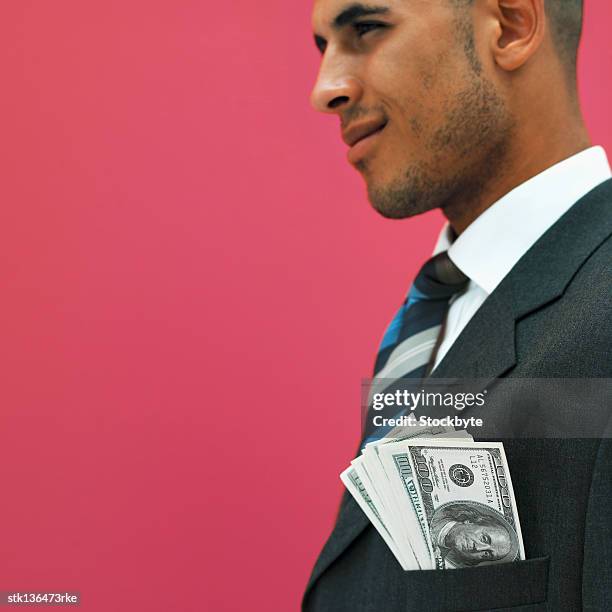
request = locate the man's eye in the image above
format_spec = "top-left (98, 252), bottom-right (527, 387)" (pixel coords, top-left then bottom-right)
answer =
top-left (353, 22), bottom-right (385, 37)
top-left (481, 533), bottom-right (491, 545)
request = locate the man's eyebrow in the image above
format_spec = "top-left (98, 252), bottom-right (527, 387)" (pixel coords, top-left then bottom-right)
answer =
top-left (312, 4), bottom-right (390, 54)
top-left (332, 4), bottom-right (390, 29)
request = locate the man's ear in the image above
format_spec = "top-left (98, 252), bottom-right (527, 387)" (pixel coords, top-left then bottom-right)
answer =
top-left (491, 0), bottom-right (546, 72)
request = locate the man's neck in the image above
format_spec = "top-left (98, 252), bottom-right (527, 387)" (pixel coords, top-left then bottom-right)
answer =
top-left (443, 125), bottom-right (592, 235)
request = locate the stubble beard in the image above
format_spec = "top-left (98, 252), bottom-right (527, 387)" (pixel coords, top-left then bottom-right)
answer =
top-left (364, 71), bottom-right (515, 221)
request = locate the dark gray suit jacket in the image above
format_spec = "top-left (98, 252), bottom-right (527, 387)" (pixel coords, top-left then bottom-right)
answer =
top-left (303, 179), bottom-right (612, 612)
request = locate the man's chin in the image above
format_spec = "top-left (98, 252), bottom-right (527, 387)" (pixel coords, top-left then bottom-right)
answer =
top-left (365, 179), bottom-right (437, 220)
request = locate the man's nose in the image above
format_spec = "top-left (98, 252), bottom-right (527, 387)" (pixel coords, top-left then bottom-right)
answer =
top-left (310, 55), bottom-right (363, 114)
top-left (473, 541), bottom-right (491, 552)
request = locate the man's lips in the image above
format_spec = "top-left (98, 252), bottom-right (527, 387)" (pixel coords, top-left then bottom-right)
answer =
top-left (342, 118), bottom-right (388, 148)
top-left (343, 118), bottom-right (388, 164)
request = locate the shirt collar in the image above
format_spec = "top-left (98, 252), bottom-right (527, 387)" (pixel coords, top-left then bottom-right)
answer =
top-left (433, 146), bottom-right (612, 294)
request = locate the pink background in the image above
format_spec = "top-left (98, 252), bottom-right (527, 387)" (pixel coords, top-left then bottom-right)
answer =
top-left (0, 2), bottom-right (610, 610)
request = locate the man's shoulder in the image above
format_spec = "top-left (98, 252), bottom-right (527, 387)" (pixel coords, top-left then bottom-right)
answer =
top-left (533, 177), bottom-right (612, 293)
top-left (567, 226), bottom-right (612, 295)
top-left (510, 182), bottom-right (612, 376)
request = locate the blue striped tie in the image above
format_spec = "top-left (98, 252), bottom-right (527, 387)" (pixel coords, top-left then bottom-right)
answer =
top-left (364, 251), bottom-right (468, 442)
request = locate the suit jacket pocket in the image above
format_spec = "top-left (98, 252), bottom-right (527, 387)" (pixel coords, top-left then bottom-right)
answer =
top-left (403, 556), bottom-right (549, 612)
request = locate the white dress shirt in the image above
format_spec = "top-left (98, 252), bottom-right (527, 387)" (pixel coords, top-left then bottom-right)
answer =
top-left (431, 146), bottom-right (612, 370)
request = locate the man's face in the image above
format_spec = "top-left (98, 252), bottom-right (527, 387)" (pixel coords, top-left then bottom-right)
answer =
top-left (445, 521), bottom-right (512, 564)
top-left (310, 0), bottom-right (514, 219)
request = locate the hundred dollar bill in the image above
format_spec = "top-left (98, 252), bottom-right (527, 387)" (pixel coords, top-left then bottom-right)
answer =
top-left (350, 455), bottom-right (420, 570)
top-left (385, 439), bottom-right (525, 570)
top-left (340, 466), bottom-right (410, 570)
top-left (375, 431), bottom-right (473, 568)
top-left (360, 428), bottom-right (472, 569)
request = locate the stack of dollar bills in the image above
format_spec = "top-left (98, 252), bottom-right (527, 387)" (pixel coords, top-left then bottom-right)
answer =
top-left (341, 423), bottom-right (525, 570)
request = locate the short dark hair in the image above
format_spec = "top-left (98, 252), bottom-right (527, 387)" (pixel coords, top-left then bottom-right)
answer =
top-left (545, 0), bottom-right (584, 75)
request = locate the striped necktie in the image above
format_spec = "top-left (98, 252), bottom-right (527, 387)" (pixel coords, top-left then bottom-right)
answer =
top-left (364, 251), bottom-right (469, 442)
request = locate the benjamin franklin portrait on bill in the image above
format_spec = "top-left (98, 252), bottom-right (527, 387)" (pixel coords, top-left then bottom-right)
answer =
top-left (430, 501), bottom-right (520, 568)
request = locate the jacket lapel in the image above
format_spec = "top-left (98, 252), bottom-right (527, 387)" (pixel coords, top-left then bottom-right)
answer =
top-left (305, 179), bottom-right (612, 595)
top-left (431, 288), bottom-right (517, 381)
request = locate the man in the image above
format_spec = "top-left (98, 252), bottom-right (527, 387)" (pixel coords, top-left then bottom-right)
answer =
top-left (304, 1), bottom-right (612, 610)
